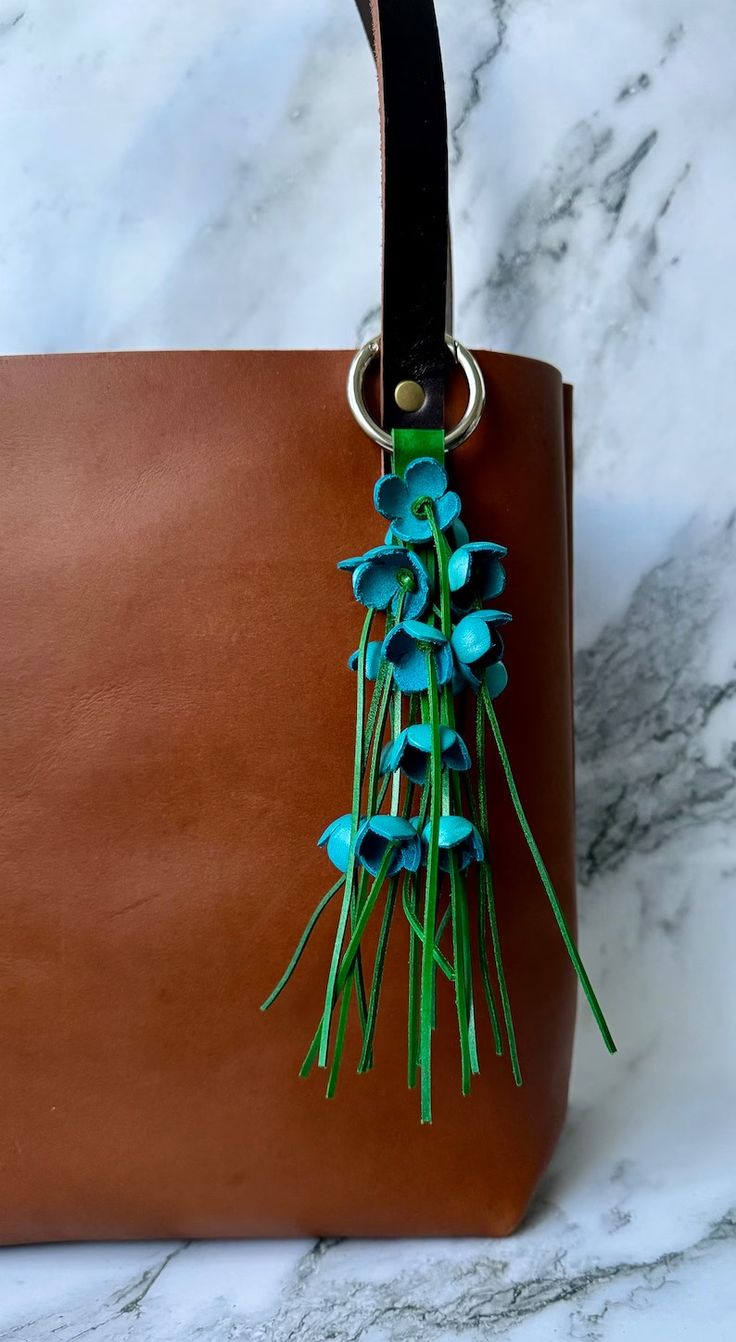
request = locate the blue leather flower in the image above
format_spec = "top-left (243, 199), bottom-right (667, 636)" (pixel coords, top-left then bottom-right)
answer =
top-left (381, 724), bottom-right (471, 786)
top-left (451, 609), bottom-right (511, 693)
top-left (338, 546), bottom-right (429, 620)
top-left (382, 620), bottom-right (454, 693)
top-left (356, 815), bottom-right (422, 876)
top-left (449, 541), bottom-right (507, 612)
top-left (421, 815), bottom-right (485, 871)
top-left (374, 457), bottom-right (461, 544)
top-left (318, 814), bottom-right (358, 873)
top-left (347, 640), bottom-right (384, 679)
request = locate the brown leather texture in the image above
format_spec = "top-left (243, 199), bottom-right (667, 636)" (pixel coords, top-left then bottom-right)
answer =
top-left (0, 347), bottom-right (575, 1242)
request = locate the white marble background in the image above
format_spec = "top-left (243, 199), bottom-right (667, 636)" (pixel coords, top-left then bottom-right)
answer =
top-left (1, 0), bottom-right (735, 1337)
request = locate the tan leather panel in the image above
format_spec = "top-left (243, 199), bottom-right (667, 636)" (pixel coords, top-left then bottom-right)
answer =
top-left (0, 348), bottom-right (575, 1240)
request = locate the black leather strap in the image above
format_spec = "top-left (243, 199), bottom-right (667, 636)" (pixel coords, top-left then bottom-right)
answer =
top-left (355, 0), bottom-right (452, 433)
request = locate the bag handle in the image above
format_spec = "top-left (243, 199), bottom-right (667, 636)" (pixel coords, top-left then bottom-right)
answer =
top-left (353, 0), bottom-right (452, 434)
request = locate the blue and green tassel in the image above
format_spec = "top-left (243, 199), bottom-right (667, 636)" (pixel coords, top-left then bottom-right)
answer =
top-left (262, 427), bottom-right (615, 1122)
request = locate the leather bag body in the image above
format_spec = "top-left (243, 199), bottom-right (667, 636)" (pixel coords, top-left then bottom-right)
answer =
top-left (0, 346), bottom-right (575, 1241)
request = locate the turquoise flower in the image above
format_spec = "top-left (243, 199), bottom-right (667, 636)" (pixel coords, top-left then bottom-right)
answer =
top-left (381, 724), bottom-right (471, 786)
top-left (420, 815), bottom-right (485, 871)
top-left (338, 546), bottom-right (429, 620)
top-left (382, 620), bottom-right (454, 694)
top-left (451, 609), bottom-right (511, 693)
top-left (374, 456), bottom-right (461, 544)
top-left (449, 541), bottom-right (507, 612)
top-left (348, 640), bottom-right (383, 679)
top-left (318, 814), bottom-right (358, 873)
top-left (356, 815), bottom-right (422, 876)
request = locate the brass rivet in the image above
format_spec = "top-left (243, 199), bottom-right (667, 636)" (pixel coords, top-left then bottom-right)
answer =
top-left (394, 379), bottom-right (425, 413)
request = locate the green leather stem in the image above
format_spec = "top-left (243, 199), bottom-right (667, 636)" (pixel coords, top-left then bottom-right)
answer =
top-left (302, 841), bottom-right (398, 1081)
top-left (448, 849), bottom-right (472, 1093)
top-left (392, 426), bottom-right (445, 477)
top-left (358, 780), bottom-right (415, 1073)
top-left (356, 875), bottom-right (399, 1074)
top-left (406, 872), bottom-right (420, 1087)
top-left (472, 704), bottom-right (520, 1079)
top-left (419, 649), bottom-right (443, 1123)
top-left (260, 876), bottom-right (344, 1012)
top-left (402, 887), bottom-right (454, 979)
top-left (317, 606), bottom-right (374, 1068)
top-left (482, 686), bottom-right (617, 1055)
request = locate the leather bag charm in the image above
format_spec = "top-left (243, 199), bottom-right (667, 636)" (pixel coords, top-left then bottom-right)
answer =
top-left (262, 0), bottom-right (615, 1122)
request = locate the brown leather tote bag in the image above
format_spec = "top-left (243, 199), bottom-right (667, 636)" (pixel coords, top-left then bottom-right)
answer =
top-left (0, 1), bottom-right (611, 1242)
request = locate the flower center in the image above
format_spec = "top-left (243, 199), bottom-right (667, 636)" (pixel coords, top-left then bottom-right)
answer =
top-left (410, 495), bottom-right (435, 519)
top-left (396, 567), bottom-right (418, 593)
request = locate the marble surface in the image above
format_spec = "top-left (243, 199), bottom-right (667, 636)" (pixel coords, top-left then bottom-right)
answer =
top-left (1, 0), bottom-right (735, 1337)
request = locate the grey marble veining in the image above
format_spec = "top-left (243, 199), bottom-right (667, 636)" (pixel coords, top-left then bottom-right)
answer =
top-left (1, 0), bottom-right (735, 1338)
top-left (576, 514), bottom-right (736, 881)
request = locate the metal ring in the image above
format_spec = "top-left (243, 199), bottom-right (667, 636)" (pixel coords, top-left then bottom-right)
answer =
top-left (346, 335), bottom-right (486, 451)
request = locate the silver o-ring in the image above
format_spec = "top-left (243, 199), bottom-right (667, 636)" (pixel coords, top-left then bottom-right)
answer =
top-left (346, 335), bottom-right (486, 451)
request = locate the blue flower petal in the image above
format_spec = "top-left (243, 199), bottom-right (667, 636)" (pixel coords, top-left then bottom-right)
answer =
top-left (355, 823), bottom-right (392, 876)
top-left (398, 743), bottom-right (431, 785)
top-left (340, 544), bottom-right (403, 575)
top-left (448, 519), bottom-right (470, 549)
top-left (374, 474), bottom-right (409, 522)
top-left (349, 547), bottom-right (429, 617)
top-left (485, 661), bottom-right (508, 699)
top-left (370, 815), bottom-right (417, 841)
top-left (452, 613), bottom-right (493, 665)
top-left (435, 641), bottom-right (455, 686)
top-left (452, 610), bottom-right (512, 667)
top-left (421, 815), bottom-right (484, 870)
top-left (383, 621), bottom-right (451, 693)
top-left (474, 608), bottom-right (512, 629)
top-left (469, 826), bottom-right (485, 864)
top-left (393, 645), bottom-right (430, 693)
top-left (434, 490), bottom-right (462, 533)
top-left (447, 545), bottom-right (473, 592)
top-left (317, 813), bottom-right (356, 872)
top-left (399, 552), bottom-right (430, 621)
top-left (403, 456), bottom-right (449, 502)
top-left (489, 631), bottom-right (505, 665)
top-left (436, 815), bottom-right (474, 848)
top-left (457, 660), bottom-right (482, 692)
top-left (402, 619), bottom-right (447, 646)
top-left (353, 559), bottom-right (396, 610)
top-left (452, 664), bottom-right (469, 695)
top-left (380, 732), bottom-right (406, 774)
top-left (356, 815), bottom-right (422, 875)
top-left (402, 836), bottom-right (423, 872)
top-left (337, 554), bottom-right (365, 572)
top-left (363, 545), bottom-right (398, 560)
top-left (449, 543), bottom-right (508, 607)
top-left (478, 556), bottom-right (506, 600)
top-left (405, 723), bottom-right (432, 753)
top-left (348, 640), bottom-right (384, 679)
top-left (443, 730), bottom-right (472, 772)
top-left (391, 512), bottom-right (433, 544)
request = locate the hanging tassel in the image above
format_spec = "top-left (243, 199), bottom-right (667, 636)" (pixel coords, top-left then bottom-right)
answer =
top-left (262, 428), bottom-right (615, 1121)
